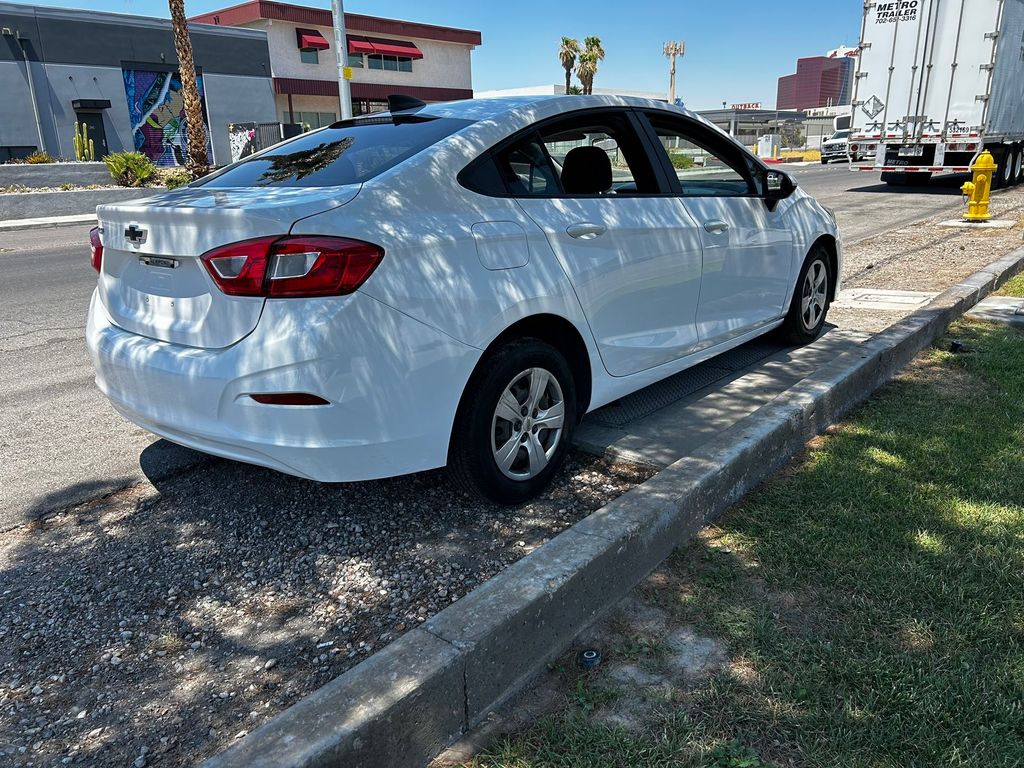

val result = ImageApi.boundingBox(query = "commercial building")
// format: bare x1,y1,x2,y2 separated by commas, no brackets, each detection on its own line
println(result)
776,46,857,111
698,107,807,149
475,84,664,101
0,2,277,165
190,1,481,125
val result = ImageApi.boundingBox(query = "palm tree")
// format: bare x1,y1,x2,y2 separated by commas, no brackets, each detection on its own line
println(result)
168,0,209,178
558,37,581,94
582,36,605,95
576,51,597,96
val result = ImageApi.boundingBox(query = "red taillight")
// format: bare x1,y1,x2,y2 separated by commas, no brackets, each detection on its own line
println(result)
89,227,103,272
200,236,383,298
850,144,859,152
250,393,330,405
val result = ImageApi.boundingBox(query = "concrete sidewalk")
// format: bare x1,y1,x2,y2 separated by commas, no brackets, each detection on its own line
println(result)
576,328,869,468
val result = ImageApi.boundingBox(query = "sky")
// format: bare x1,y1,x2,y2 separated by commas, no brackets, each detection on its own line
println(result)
6,0,865,109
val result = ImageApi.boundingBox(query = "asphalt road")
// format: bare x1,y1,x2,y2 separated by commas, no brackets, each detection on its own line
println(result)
0,227,202,532
0,165,979,531
791,162,970,243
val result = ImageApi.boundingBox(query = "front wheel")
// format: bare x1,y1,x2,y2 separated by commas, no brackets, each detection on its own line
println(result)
779,248,833,345
448,339,577,505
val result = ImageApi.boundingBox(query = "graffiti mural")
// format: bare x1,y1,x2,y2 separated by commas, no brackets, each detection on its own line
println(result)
122,69,212,166
228,123,258,163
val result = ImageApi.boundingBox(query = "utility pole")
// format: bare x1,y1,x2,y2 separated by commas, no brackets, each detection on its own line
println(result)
331,0,353,120
664,41,685,104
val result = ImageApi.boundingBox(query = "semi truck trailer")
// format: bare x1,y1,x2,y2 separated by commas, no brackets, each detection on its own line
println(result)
849,0,1024,187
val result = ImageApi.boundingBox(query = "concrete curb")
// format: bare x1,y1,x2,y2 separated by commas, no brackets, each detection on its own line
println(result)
0,213,98,232
0,187,160,221
201,246,1024,768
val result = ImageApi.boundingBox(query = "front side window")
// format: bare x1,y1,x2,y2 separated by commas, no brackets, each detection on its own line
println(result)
490,111,659,197
643,113,756,197
198,116,471,188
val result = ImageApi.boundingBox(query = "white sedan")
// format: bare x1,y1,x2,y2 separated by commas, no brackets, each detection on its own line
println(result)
87,95,841,504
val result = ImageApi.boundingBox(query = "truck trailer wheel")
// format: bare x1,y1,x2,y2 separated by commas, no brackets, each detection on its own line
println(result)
990,146,1012,190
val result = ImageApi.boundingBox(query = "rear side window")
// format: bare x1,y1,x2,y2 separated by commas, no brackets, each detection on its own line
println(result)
198,116,471,188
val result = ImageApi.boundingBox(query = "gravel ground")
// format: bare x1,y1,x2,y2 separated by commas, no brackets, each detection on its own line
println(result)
831,184,1024,332
0,452,652,767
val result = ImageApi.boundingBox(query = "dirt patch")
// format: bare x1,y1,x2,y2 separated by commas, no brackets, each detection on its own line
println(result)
841,187,1024,295
897,352,978,399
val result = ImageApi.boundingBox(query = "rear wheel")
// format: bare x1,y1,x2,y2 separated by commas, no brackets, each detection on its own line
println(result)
991,146,1013,190
448,339,577,505
779,247,833,346
1011,144,1023,186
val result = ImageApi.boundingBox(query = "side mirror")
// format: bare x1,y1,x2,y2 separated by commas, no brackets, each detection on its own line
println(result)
764,169,795,201
593,137,618,152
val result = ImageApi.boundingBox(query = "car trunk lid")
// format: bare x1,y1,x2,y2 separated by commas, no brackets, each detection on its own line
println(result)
96,185,359,349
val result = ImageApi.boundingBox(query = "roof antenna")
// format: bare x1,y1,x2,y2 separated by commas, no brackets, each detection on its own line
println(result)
387,94,427,113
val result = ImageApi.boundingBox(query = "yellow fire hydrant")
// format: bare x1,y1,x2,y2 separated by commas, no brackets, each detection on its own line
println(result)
961,150,997,222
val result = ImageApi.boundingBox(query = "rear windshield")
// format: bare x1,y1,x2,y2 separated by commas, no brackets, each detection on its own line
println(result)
198,116,472,188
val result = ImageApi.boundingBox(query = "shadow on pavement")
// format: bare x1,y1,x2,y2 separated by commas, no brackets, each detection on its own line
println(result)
846,173,970,195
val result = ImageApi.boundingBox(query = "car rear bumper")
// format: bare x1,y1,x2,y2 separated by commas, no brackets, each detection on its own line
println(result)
86,289,480,482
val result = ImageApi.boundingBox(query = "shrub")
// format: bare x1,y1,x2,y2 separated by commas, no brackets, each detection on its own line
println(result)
159,168,192,189
25,150,55,164
667,151,694,170
103,151,157,187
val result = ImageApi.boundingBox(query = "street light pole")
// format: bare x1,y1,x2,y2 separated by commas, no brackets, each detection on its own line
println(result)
331,0,353,120
663,41,685,104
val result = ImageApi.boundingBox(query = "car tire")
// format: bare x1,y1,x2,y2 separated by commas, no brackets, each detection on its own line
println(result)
778,246,833,346
448,338,577,505
820,157,828,165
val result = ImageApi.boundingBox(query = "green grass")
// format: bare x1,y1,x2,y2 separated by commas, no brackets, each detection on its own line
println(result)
467,321,1024,768
996,272,1024,297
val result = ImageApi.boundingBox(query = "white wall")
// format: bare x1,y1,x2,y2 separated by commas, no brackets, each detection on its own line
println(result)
247,19,474,90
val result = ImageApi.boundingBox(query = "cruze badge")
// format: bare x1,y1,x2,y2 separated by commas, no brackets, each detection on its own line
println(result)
139,256,178,269
125,224,148,246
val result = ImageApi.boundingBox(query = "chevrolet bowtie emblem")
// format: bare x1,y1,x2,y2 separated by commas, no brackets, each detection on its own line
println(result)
125,224,147,246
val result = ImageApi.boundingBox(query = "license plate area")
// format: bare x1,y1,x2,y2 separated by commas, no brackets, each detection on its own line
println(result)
898,146,924,157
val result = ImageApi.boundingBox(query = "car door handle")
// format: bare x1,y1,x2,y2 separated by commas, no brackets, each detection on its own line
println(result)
703,219,730,234
566,223,607,240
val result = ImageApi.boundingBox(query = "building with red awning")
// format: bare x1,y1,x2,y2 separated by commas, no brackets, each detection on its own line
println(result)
191,0,481,127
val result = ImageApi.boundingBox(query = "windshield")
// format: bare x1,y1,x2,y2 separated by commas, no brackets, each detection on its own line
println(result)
198,116,472,188
829,130,850,141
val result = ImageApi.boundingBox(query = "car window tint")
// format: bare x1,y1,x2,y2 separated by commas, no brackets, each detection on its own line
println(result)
497,136,561,195
644,114,755,197
539,115,657,196
198,116,471,188
491,112,658,197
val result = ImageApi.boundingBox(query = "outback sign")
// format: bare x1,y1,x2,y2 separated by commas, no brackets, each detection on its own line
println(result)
876,1,919,23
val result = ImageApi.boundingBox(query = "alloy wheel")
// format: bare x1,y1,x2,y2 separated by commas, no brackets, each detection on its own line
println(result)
491,367,565,481
801,259,828,332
